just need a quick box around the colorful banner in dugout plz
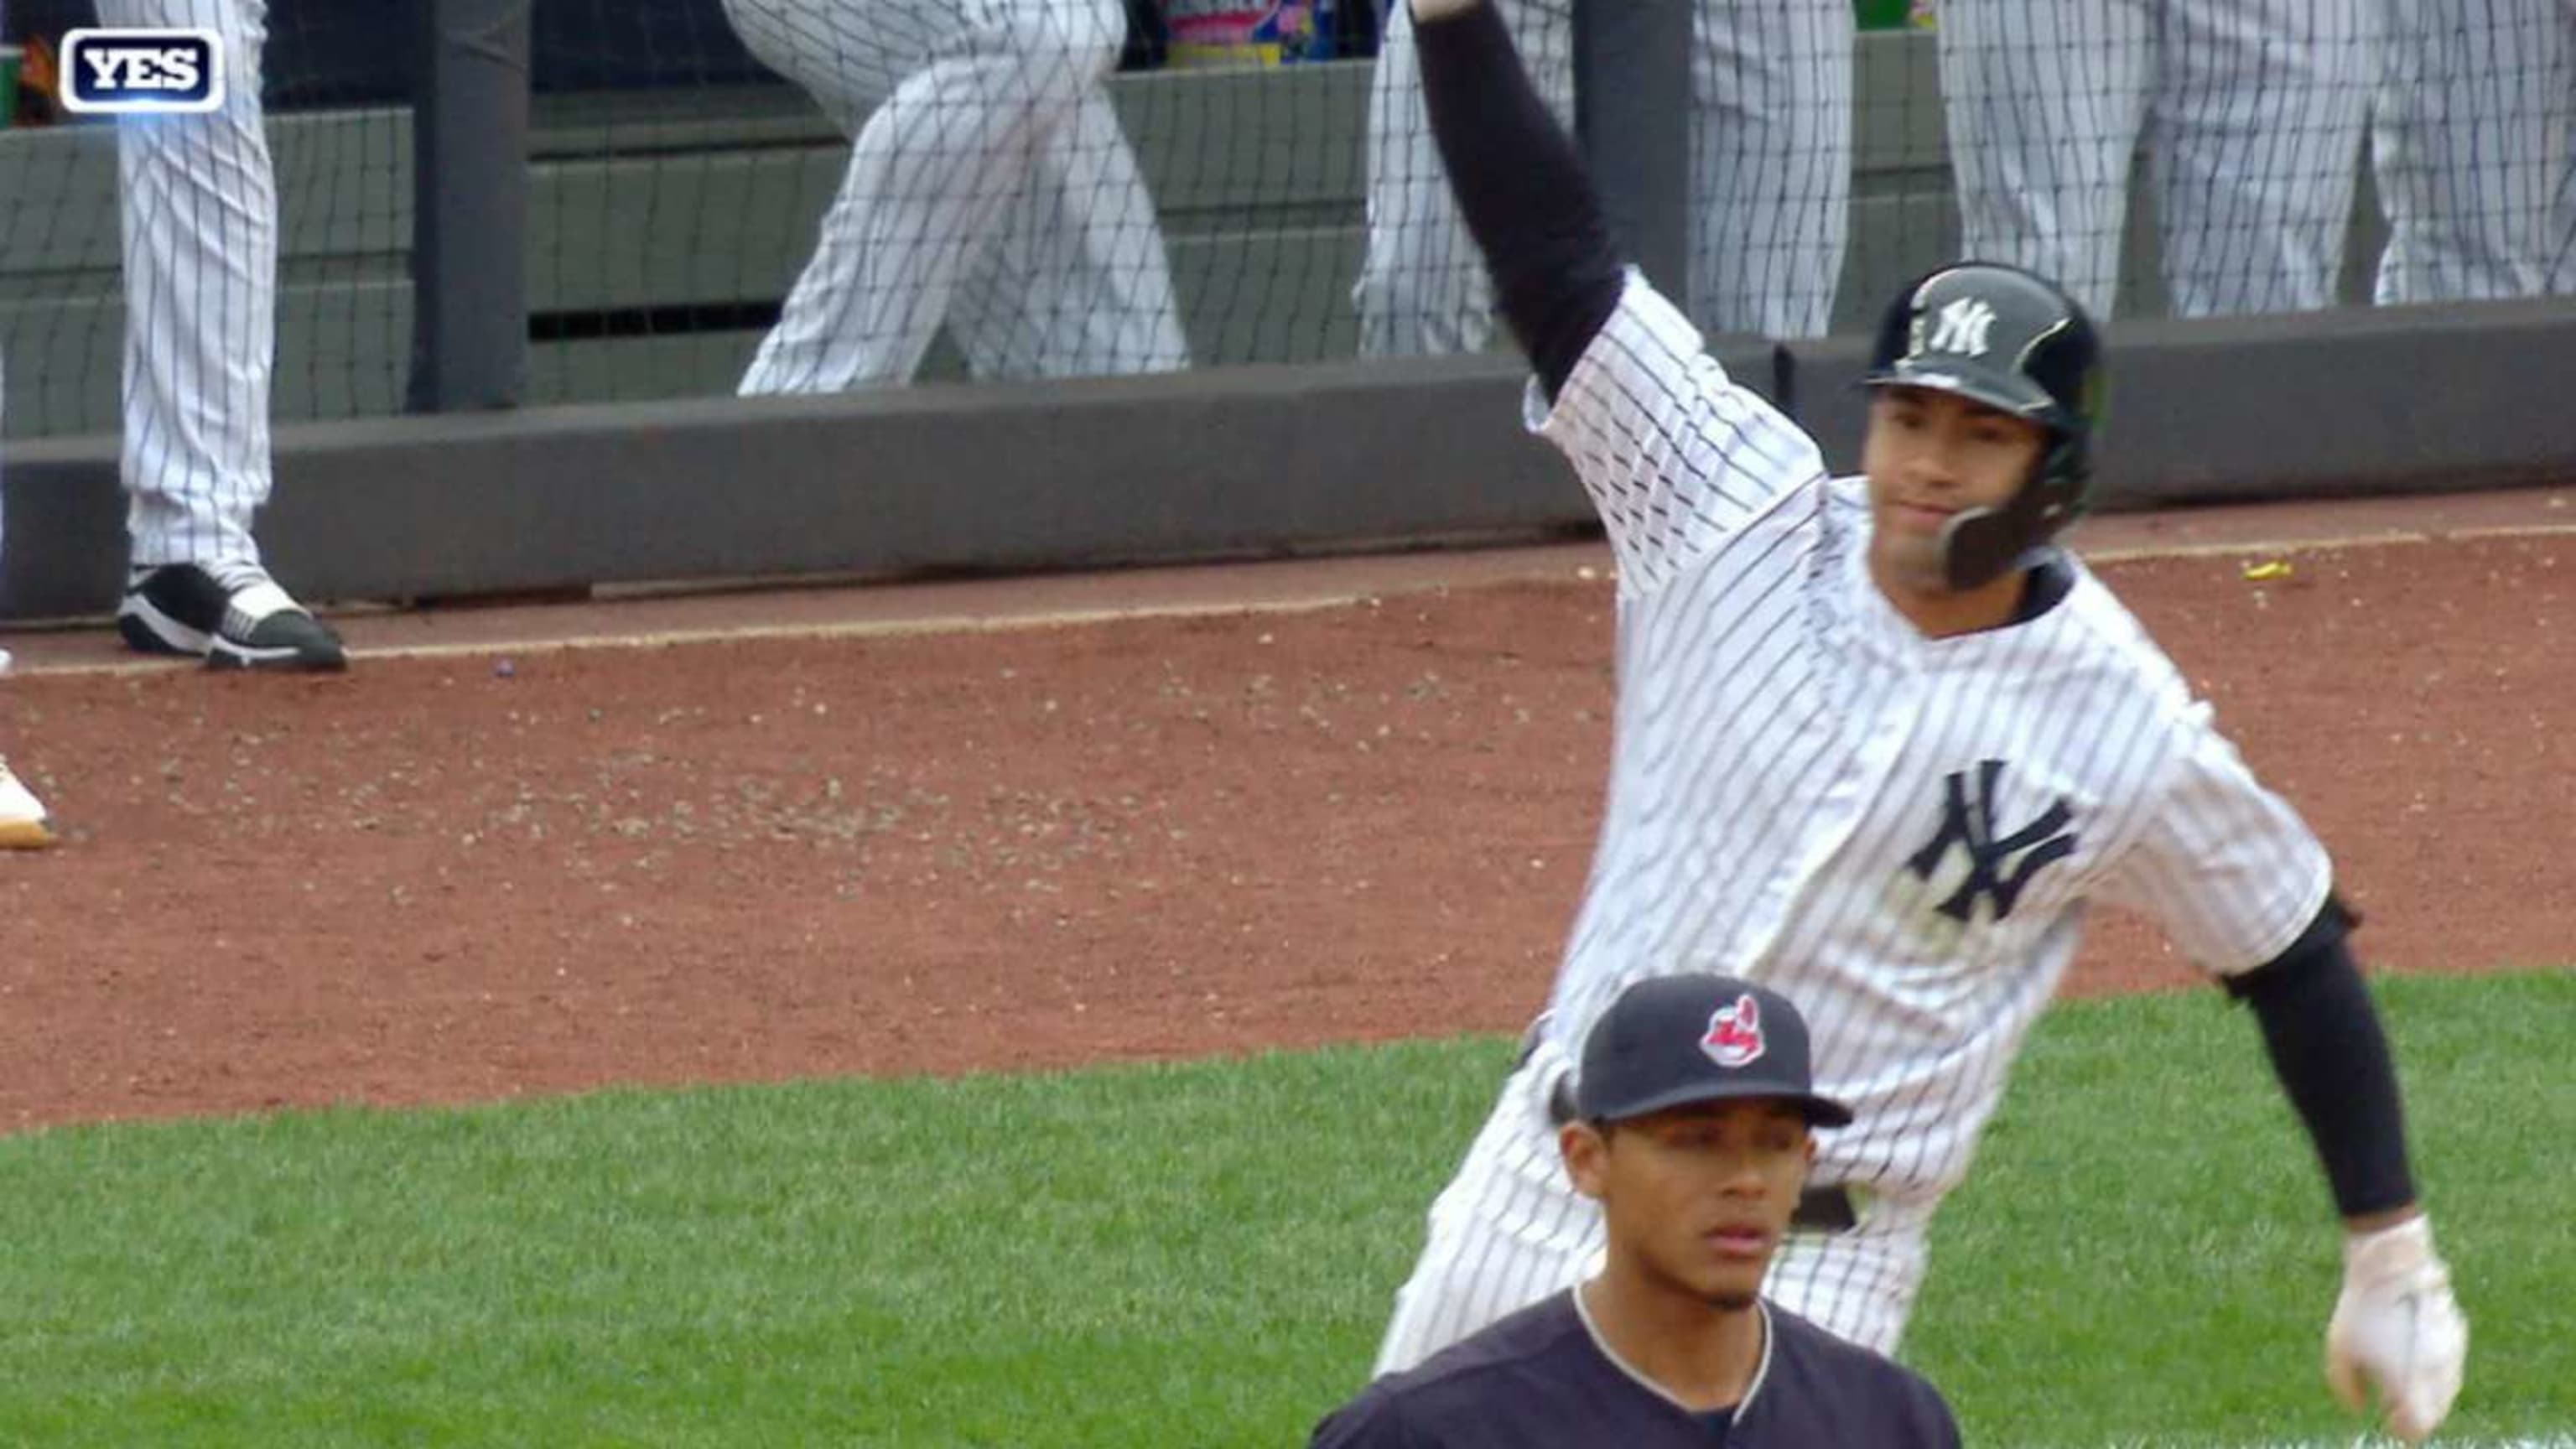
[1857,0,1939,28]
[1165,0,1338,66]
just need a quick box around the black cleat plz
[118,564,348,672]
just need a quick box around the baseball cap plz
[1574,974,1856,1129]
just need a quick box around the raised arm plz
[1408,0,1827,596]
[1410,0,1623,398]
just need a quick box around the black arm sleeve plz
[1413,0,1626,399]
[2224,897,2418,1218]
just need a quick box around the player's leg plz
[106,0,342,670]
[1934,0,2151,320]
[1373,1045,1602,1376]
[2539,2,2576,294]
[2371,0,2565,302]
[726,0,1114,392]
[2153,0,2372,316]
[0,350,53,848]
[1760,1192,1940,1355]
[2558,127,2576,294]
[1353,0,1575,358]
[944,74,1192,380]
[1684,0,1852,340]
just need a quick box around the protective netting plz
[1906,0,2570,325]
[528,0,1379,402]
[0,0,2568,438]
[0,0,408,439]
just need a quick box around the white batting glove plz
[2324,1215,2467,1444]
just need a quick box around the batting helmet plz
[1864,262,2106,591]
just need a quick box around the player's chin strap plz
[1936,441,2087,591]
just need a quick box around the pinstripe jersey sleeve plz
[1527,274,1827,595]
[2096,702,2335,976]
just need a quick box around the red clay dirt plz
[0,505,2568,1133]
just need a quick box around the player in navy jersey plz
[1363,0,2469,1441]
[1312,975,1959,1448]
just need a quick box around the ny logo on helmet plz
[1916,296,1998,359]
[1907,760,2077,923]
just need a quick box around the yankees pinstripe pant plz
[1372,1041,1938,1375]
[2372,0,2572,301]
[722,0,1190,392]
[109,0,279,569]
[1357,0,1854,351]
[1936,0,2374,319]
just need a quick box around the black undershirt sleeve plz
[1412,0,1627,400]
[2224,897,2418,1219]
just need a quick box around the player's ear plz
[1561,1119,1610,1201]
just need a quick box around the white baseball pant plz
[2371,0,2572,302]
[1936,0,2375,319]
[1356,0,1854,351]
[106,0,279,569]
[721,0,1191,392]
[2547,0,2576,293]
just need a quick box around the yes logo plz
[60,29,226,115]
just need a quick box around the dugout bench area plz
[1,29,2569,621]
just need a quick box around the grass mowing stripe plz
[0,969,2565,1446]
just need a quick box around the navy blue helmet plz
[1865,263,2107,590]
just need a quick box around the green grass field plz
[1,969,2566,1447]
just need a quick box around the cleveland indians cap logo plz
[1701,994,1767,1069]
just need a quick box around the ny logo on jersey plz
[1906,760,2078,924]
[1919,296,1999,359]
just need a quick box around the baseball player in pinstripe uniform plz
[1932,0,2376,319]
[2371,0,2572,302]
[105,0,345,671]
[1313,975,1961,1448]
[1373,0,2470,1441]
[1356,0,1852,353]
[2,0,332,846]
[719,0,1191,392]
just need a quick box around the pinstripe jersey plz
[1530,277,2332,1204]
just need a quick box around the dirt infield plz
[2,496,2569,1133]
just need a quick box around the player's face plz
[1862,386,2050,593]
[1566,1099,1815,1311]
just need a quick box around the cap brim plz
[1585,1081,1857,1130]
